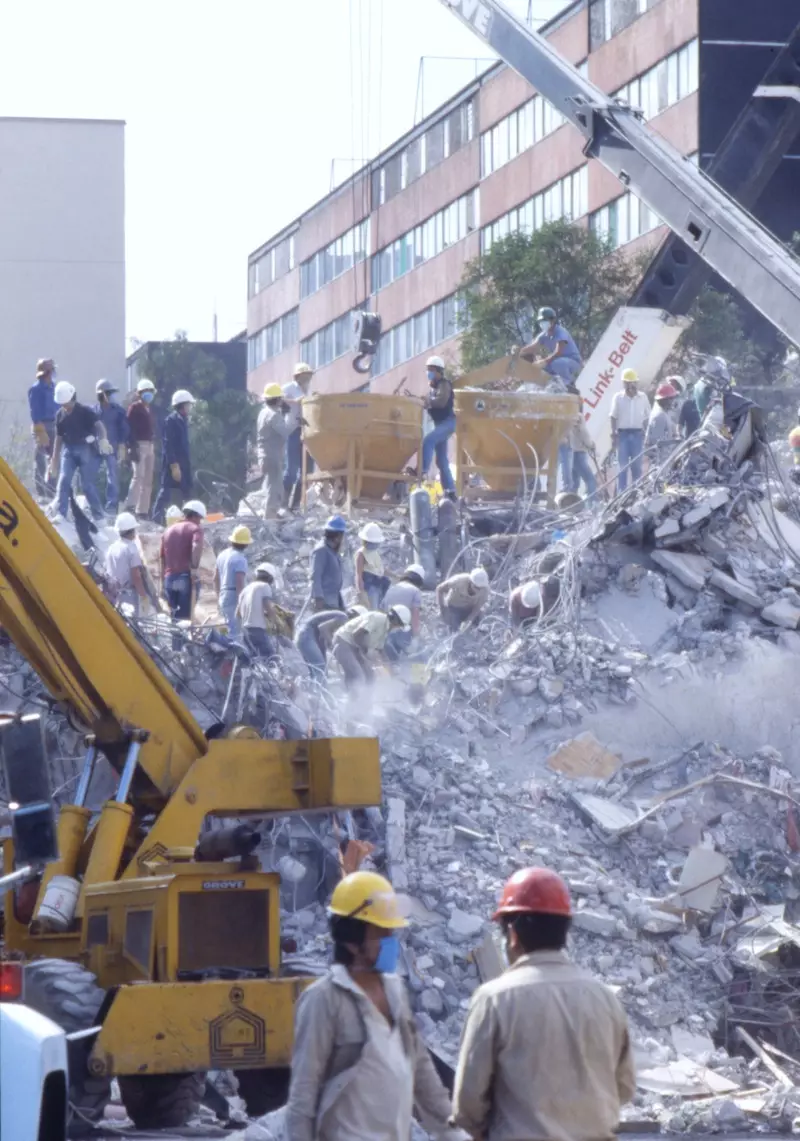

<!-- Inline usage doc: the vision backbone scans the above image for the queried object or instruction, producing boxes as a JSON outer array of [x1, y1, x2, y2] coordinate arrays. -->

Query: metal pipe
[[0, 864, 35, 891], [115, 741, 143, 804], [73, 744, 98, 807]]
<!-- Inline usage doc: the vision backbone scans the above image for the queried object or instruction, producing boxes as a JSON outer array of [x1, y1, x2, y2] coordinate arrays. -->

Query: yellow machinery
[[0, 457, 381, 1130], [301, 392, 423, 510]]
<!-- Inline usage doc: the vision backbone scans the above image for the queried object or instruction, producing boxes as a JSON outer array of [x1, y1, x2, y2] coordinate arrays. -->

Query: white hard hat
[[54, 381, 76, 405], [347, 603, 368, 618], [165, 505, 183, 522], [404, 563, 425, 581], [136, 378, 156, 393], [293, 362, 313, 378], [470, 567, 489, 589], [359, 522, 383, 543], [114, 511, 138, 533], [171, 388, 196, 408], [427, 355, 445, 370], [256, 562, 277, 578], [182, 499, 207, 519], [520, 581, 542, 610], [388, 603, 412, 629], [95, 378, 118, 395]]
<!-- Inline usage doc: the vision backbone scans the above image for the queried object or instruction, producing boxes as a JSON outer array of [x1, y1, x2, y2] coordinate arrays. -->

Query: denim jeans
[[363, 571, 390, 609], [572, 450, 597, 497], [297, 628, 327, 678], [219, 593, 240, 638], [617, 429, 644, 491], [34, 421, 55, 499], [55, 444, 104, 519], [558, 444, 573, 491], [544, 357, 581, 384], [100, 453, 119, 513], [283, 428, 314, 508], [165, 571, 192, 621], [421, 415, 456, 492], [385, 629, 412, 661], [244, 627, 274, 658]]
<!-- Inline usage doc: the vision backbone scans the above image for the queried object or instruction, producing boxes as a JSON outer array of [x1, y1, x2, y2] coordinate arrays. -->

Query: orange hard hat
[[492, 867, 572, 920], [655, 382, 678, 400]]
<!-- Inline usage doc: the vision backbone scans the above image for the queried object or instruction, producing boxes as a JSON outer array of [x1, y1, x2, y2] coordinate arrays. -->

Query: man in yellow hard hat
[[285, 871, 466, 1141], [214, 524, 252, 638], [258, 383, 292, 518], [609, 368, 650, 492], [283, 362, 314, 509]]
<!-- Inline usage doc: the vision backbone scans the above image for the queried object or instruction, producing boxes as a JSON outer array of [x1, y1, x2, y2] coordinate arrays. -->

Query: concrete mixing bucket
[[454, 389, 580, 500], [301, 393, 423, 505]]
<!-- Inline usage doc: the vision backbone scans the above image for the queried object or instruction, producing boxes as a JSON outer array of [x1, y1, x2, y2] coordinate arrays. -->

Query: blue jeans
[[244, 627, 274, 658], [617, 429, 644, 491], [283, 428, 315, 507], [56, 444, 104, 519], [100, 453, 119, 513], [421, 415, 456, 492], [558, 444, 573, 491], [165, 571, 192, 621], [385, 629, 412, 661], [571, 450, 597, 497], [152, 471, 191, 524], [363, 571, 390, 609], [297, 628, 327, 678], [544, 357, 581, 383], [220, 593, 239, 638]]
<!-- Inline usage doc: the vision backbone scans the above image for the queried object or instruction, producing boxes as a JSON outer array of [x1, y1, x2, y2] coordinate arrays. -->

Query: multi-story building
[[246, 0, 799, 402]]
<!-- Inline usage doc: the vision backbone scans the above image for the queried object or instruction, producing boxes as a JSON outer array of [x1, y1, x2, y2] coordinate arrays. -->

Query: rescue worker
[[311, 515, 347, 612], [125, 378, 157, 519], [609, 369, 651, 492], [28, 357, 58, 499], [567, 386, 597, 499], [789, 407, 800, 486], [94, 379, 130, 516], [152, 388, 195, 523], [295, 605, 365, 680], [383, 564, 424, 657], [677, 377, 701, 439], [283, 362, 314, 509], [355, 522, 390, 608], [645, 381, 679, 464], [523, 306, 582, 386], [436, 567, 490, 630], [49, 381, 111, 524], [158, 499, 206, 622], [165, 504, 183, 526], [105, 512, 148, 616], [214, 524, 252, 638], [285, 871, 465, 1141], [237, 562, 279, 657], [509, 576, 561, 627], [451, 867, 635, 1141], [420, 356, 457, 500], [258, 383, 292, 518], [332, 604, 411, 689]]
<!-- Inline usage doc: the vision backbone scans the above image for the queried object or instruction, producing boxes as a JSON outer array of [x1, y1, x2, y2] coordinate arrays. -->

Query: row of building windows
[[300, 310, 355, 372], [589, 190, 661, 248], [372, 189, 479, 292], [372, 98, 475, 208], [589, 0, 661, 50], [481, 166, 588, 253], [248, 308, 299, 371], [300, 219, 370, 300], [614, 39, 698, 120], [248, 234, 296, 299], [373, 293, 468, 377], [480, 62, 588, 179]]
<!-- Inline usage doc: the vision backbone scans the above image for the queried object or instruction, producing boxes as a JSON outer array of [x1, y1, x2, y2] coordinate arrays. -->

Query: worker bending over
[[295, 605, 365, 679], [509, 577, 560, 627], [94, 378, 130, 516], [159, 499, 206, 622], [106, 513, 148, 616], [237, 563, 279, 657], [258, 383, 292, 518], [355, 522, 390, 608], [311, 515, 347, 612], [452, 867, 635, 1141], [610, 369, 650, 492], [285, 871, 465, 1141], [332, 604, 411, 689], [28, 357, 58, 499], [383, 563, 424, 658], [420, 355, 457, 500], [523, 306, 582, 386], [645, 382, 679, 465], [215, 525, 252, 638], [49, 381, 110, 524], [437, 567, 489, 630], [152, 388, 195, 523], [789, 406, 800, 486]]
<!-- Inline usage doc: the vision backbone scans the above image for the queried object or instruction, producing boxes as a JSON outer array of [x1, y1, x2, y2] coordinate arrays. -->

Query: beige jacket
[[452, 949, 635, 1141], [286, 965, 463, 1141]]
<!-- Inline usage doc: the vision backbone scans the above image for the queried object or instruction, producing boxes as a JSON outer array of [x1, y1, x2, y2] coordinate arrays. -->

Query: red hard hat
[[656, 382, 678, 400], [492, 867, 572, 920]]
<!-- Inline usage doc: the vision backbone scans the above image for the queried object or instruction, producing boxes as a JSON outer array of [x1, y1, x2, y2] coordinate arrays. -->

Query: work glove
[[97, 438, 113, 456], [32, 422, 49, 448], [117, 444, 127, 463], [170, 463, 181, 482]]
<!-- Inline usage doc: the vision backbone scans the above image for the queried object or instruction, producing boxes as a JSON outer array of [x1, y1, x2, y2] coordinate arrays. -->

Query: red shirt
[[160, 521, 203, 576], [127, 398, 154, 442]]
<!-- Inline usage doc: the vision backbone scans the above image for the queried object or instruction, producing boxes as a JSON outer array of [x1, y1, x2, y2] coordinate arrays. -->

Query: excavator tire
[[234, 1067, 291, 1117], [119, 1071, 205, 1130], [23, 958, 111, 1138]]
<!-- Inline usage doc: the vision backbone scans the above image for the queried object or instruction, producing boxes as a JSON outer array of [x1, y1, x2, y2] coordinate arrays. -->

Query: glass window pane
[[589, 0, 607, 49], [413, 311, 432, 356], [520, 100, 534, 151], [508, 111, 519, 160], [655, 59, 668, 114], [384, 155, 401, 201], [482, 228, 492, 254], [465, 99, 475, 141], [618, 194, 630, 245], [458, 195, 467, 239], [466, 188, 478, 231], [342, 229, 354, 273], [406, 137, 422, 185], [533, 96, 544, 142], [534, 193, 544, 230], [434, 211, 444, 254], [687, 38, 699, 93], [392, 239, 403, 281], [448, 106, 464, 155], [667, 52, 679, 106], [492, 122, 507, 169], [434, 300, 445, 344], [426, 121, 445, 168], [481, 132, 492, 177]]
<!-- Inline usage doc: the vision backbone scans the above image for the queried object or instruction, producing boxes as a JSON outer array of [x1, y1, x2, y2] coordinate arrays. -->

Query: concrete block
[[778, 630, 800, 653], [681, 502, 713, 528], [703, 487, 730, 511], [651, 550, 712, 591], [762, 598, 800, 630], [447, 909, 484, 941], [572, 909, 619, 938], [708, 568, 763, 609], [654, 518, 680, 540], [643, 494, 674, 518]]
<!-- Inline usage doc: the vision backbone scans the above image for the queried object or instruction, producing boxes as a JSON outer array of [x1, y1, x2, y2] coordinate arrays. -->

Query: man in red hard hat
[[645, 381, 679, 465], [451, 867, 635, 1141]]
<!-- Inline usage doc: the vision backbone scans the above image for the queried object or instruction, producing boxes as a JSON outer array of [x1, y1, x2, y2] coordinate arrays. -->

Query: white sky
[[1, 0, 567, 349]]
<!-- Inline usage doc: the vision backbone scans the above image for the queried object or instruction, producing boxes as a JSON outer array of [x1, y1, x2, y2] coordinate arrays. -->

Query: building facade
[[0, 117, 126, 449], [246, 0, 797, 402]]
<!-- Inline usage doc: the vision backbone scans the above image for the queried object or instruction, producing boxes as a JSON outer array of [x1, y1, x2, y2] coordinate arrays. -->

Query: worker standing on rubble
[[236, 562, 279, 657], [645, 382, 679, 465], [609, 369, 650, 492], [295, 605, 365, 679], [437, 567, 490, 630], [522, 306, 583, 386], [28, 357, 58, 499], [258, 383, 292, 518], [332, 604, 411, 689], [214, 524, 252, 638], [420, 356, 458, 501], [94, 379, 130, 517], [789, 408, 800, 485], [355, 522, 390, 608], [125, 379, 157, 519], [509, 577, 561, 627], [451, 867, 635, 1141], [48, 381, 111, 524], [286, 871, 465, 1141], [566, 385, 597, 499], [152, 389, 195, 523], [383, 564, 424, 657], [283, 362, 314, 509], [159, 499, 206, 622], [678, 377, 701, 439], [106, 512, 148, 616], [311, 515, 347, 612]]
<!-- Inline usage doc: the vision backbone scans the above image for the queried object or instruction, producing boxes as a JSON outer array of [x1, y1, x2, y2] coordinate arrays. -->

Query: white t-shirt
[[237, 581, 273, 629], [282, 380, 304, 431], [610, 390, 650, 431], [105, 537, 143, 591]]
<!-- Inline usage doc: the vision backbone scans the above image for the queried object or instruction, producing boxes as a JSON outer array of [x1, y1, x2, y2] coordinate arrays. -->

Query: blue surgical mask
[[109, 392, 119, 403], [374, 933, 401, 974], [141, 391, 154, 404], [427, 370, 438, 383], [539, 320, 551, 333]]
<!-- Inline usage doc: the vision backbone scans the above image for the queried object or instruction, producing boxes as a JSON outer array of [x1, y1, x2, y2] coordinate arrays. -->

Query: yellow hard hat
[[230, 524, 252, 545], [622, 368, 638, 384], [263, 383, 283, 399], [328, 871, 408, 929]]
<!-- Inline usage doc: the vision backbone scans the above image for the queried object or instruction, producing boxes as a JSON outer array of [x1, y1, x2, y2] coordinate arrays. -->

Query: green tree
[[133, 333, 259, 509], [458, 220, 645, 371]]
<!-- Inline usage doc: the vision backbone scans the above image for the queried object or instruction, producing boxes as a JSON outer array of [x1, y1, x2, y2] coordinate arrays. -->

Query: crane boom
[[439, 0, 800, 346]]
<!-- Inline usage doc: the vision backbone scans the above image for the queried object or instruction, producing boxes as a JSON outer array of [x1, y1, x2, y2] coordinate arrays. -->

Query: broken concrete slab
[[385, 797, 409, 891], [447, 908, 485, 941], [650, 550, 712, 591], [571, 792, 639, 835], [675, 845, 728, 911], [637, 1057, 739, 1097], [572, 908, 619, 937], [761, 597, 800, 629], [708, 568, 763, 609], [546, 732, 621, 780], [654, 517, 680, 540]]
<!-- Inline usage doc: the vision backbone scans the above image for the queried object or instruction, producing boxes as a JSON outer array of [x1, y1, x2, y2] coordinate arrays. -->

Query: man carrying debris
[[159, 499, 206, 622], [152, 388, 195, 523], [105, 512, 148, 616], [94, 379, 130, 517], [421, 355, 457, 501], [311, 515, 347, 612], [283, 362, 314, 509], [610, 369, 650, 492], [237, 562, 279, 657], [49, 381, 110, 524], [332, 604, 411, 689], [295, 604, 365, 679], [286, 871, 466, 1141], [509, 577, 561, 627], [437, 567, 490, 630], [451, 867, 635, 1141], [125, 378, 157, 519], [355, 522, 390, 608], [28, 357, 58, 499], [214, 524, 252, 638], [258, 383, 292, 518], [789, 408, 800, 485], [522, 306, 582, 386], [645, 382, 679, 466]]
